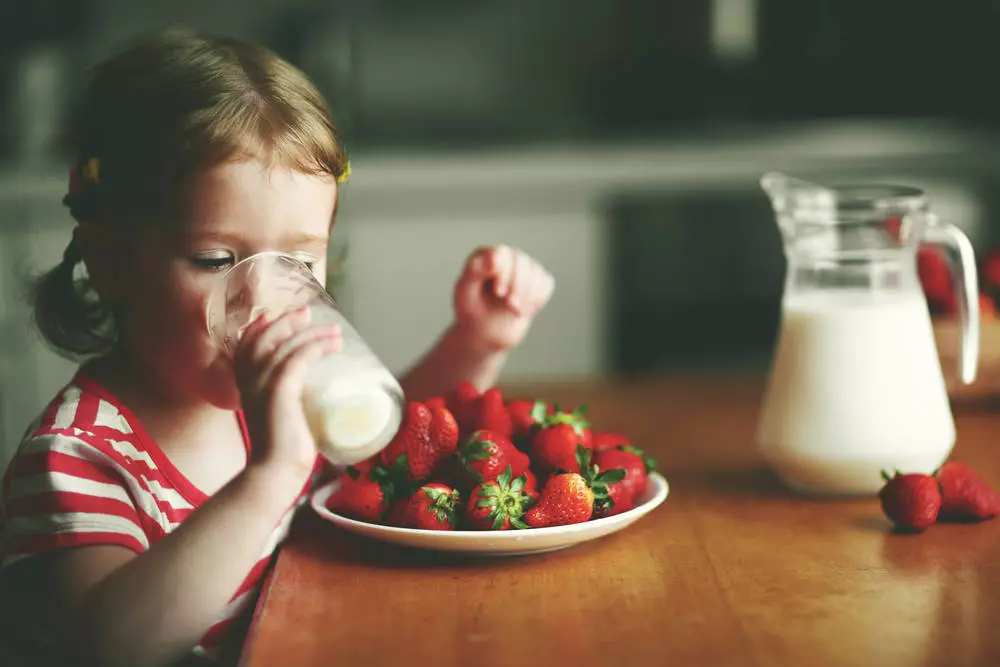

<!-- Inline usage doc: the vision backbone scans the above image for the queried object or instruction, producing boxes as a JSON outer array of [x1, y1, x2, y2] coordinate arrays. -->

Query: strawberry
[[594, 444, 656, 501], [429, 406, 460, 461], [592, 431, 631, 452], [507, 399, 552, 439], [935, 461, 1000, 521], [456, 429, 511, 488], [384, 497, 411, 527], [593, 480, 635, 518], [380, 402, 456, 485], [424, 395, 448, 412], [465, 466, 532, 530], [917, 244, 952, 311], [530, 404, 593, 477], [325, 464, 395, 523], [446, 381, 480, 436], [525, 445, 625, 528], [469, 387, 514, 439], [983, 246, 1000, 292], [878, 470, 941, 532], [400, 482, 460, 530]]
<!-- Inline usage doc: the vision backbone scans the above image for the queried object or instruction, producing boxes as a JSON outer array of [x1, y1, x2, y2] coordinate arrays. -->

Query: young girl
[[0, 27, 554, 667]]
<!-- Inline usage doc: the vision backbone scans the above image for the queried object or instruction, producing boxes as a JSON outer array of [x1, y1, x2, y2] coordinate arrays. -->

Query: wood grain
[[240, 375, 1000, 667]]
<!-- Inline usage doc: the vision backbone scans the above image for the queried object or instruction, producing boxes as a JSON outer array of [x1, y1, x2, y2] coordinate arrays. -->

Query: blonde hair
[[35, 26, 348, 359]]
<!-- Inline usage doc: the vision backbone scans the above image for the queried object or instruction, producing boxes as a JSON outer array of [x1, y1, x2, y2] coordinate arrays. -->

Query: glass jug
[[756, 173, 979, 496]]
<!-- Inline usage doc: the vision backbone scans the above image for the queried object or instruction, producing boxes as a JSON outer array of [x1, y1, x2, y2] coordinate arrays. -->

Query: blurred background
[[2, 0, 1000, 465]]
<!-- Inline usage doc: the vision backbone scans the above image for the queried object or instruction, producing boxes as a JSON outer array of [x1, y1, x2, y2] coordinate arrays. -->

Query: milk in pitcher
[[757, 288, 955, 495]]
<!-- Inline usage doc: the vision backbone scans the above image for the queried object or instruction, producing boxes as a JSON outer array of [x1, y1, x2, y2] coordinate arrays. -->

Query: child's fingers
[[257, 323, 341, 391], [490, 245, 514, 299], [505, 251, 536, 315], [238, 307, 311, 367], [527, 263, 555, 312], [270, 333, 342, 404]]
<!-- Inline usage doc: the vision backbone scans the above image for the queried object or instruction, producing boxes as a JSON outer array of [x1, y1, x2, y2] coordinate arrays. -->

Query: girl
[[0, 26, 554, 667]]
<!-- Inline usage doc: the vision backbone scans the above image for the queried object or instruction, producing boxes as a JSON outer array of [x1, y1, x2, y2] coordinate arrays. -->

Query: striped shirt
[[0, 373, 323, 665]]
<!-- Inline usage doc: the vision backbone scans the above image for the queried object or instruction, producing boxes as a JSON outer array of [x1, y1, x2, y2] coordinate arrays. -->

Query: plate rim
[[310, 471, 669, 539]]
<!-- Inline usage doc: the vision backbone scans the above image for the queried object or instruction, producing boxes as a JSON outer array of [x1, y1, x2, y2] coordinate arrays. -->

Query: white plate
[[310, 472, 669, 556]]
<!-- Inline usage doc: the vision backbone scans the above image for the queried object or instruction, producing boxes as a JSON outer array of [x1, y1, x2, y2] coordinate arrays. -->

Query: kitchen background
[[2, 0, 1000, 466]]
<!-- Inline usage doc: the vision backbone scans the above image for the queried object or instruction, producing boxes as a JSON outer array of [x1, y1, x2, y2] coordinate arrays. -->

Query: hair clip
[[337, 160, 351, 185], [82, 158, 101, 186]]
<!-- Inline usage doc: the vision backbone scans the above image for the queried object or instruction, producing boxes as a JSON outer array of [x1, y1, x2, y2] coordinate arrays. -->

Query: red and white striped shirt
[[0, 373, 322, 664]]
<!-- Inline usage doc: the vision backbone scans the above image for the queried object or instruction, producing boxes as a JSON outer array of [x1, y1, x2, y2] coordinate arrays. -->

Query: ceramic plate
[[310, 472, 669, 556]]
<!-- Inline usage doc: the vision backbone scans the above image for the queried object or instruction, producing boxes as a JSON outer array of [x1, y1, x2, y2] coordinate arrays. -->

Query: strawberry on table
[[935, 461, 1000, 521], [530, 404, 593, 477], [878, 470, 941, 532], [326, 464, 395, 523], [917, 244, 952, 311], [456, 429, 511, 489], [465, 466, 533, 530], [399, 483, 461, 530], [525, 445, 625, 528]]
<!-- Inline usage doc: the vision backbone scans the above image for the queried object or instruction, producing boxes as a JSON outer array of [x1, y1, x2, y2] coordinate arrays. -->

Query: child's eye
[[192, 255, 234, 272]]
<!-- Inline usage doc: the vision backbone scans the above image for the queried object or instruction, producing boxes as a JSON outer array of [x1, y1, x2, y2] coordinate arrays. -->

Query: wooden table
[[239, 375, 1000, 667]]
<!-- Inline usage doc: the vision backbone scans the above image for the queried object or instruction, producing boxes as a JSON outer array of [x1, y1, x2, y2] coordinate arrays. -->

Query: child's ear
[[75, 222, 126, 302]]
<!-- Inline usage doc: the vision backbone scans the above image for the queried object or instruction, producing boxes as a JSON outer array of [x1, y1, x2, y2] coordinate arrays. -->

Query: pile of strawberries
[[325, 382, 657, 531], [879, 461, 1000, 532]]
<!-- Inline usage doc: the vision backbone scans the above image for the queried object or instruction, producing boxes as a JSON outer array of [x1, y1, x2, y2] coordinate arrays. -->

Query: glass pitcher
[[756, 173, 979, 496]]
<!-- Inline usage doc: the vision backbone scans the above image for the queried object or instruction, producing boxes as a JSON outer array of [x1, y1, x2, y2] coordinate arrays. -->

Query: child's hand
[[232, 307, 341, 480], [453, 245, 555, 352]]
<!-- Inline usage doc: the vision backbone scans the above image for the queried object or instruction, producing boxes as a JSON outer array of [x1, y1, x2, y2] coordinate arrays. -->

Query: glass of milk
[[756, 173, 979, 496], [205, 251, 404, 466]]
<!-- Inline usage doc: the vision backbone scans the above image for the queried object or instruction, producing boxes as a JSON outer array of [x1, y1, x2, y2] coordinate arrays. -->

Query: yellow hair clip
[[337, 160, 351, 185], [82, 157, 100, 186]]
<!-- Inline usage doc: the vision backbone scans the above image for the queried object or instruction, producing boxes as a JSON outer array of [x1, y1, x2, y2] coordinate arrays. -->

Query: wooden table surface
[[239, 375, 1000, 667]]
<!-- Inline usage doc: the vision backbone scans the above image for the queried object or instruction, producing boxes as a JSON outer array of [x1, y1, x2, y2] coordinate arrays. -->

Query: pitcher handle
[[924, 214, 980, 384]]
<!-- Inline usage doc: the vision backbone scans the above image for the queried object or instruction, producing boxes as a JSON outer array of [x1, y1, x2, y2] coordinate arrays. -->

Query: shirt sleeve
[[1, 431, 149, 570]]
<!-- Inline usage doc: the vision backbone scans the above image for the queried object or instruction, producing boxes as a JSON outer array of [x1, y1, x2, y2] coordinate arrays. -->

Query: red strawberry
[[530, 405, 592, 477], [524, 445, 625, 528], [593, 481, 635, 518], [521, 469, 539, 496], [935, 461, 1000, 521], [446, 381, 480, 436], [983, 246, 1000, 291], [384, 497, 411, 527], [469, 387, 514, 439], [380, 402, 455, 484], [424, 395, 448, 412], [507, 399, 551, 439], [592, 431, 631, 453], [496, 436, 531, 479], [429, 406, 460, 460], [917, 244, 952, 310], [594, 444, 656, 501], [465, 466, 532, 530], [399, 483, 460, 530], [325, 465, 394, 523], [456, 429, 511, 488], [878, 470, 942, 532]]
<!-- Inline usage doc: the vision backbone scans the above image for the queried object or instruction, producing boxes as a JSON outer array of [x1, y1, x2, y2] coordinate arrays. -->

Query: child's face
[[118, 159, 338, 409]]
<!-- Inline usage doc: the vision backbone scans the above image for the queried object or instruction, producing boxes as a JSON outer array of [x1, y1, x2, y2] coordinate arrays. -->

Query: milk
[[299, 312, 404, 466], [757, 289, 955, 495]]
